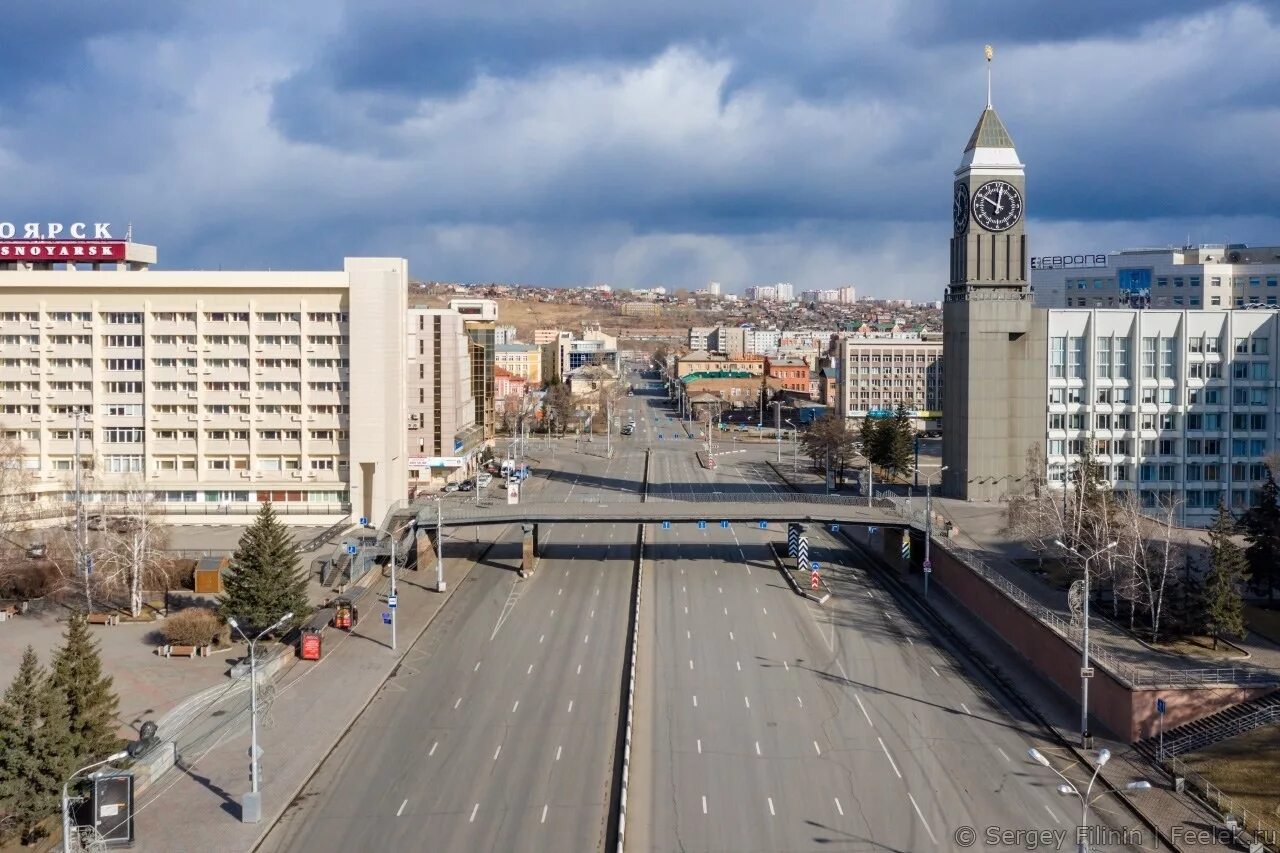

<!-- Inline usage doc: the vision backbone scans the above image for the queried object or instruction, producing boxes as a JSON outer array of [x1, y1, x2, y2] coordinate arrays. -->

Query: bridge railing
[[876, 494, 1280, 690]]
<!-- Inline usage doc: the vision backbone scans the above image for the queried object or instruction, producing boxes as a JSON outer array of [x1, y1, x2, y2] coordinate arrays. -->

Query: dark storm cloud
[[0, 1, 1276, 299]]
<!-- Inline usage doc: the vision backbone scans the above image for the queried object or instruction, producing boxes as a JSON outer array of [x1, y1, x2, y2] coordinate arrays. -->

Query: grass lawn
[[1182, 724, 1280, 831]]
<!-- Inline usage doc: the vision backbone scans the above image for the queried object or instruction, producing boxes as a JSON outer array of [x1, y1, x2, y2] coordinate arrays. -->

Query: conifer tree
[[1238, 468, 1280, 602], [219, 503, 310, 636], [50, 613, 122, 764], [883, 403, 915, 478], [1205, 504, 1250, 649], [0, 647, 75, 845]]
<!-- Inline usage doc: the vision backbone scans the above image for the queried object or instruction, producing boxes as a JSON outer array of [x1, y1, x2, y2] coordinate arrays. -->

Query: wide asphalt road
[[631, 517, 1154, 852], [259, 520, 634, 853]]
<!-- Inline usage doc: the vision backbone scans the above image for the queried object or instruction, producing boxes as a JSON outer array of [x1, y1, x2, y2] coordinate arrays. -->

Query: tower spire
[[984, 44, 993, 108]]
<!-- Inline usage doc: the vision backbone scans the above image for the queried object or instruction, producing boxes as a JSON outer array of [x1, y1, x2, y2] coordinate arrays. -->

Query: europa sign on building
[[0, 221, 133, 263]]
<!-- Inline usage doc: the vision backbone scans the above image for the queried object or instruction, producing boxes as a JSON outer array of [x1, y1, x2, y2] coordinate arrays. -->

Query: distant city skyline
[[2, 2, 1278, 300]]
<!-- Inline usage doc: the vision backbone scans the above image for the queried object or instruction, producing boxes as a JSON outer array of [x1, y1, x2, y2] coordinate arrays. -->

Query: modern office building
[[448, 299, 497, 441], [1032, 245, 1280, 311], [0, 237, 407, 523], [555, 327, 619, 378], [406, 307, 481, 492], [494, 324, 519, 345], [836, 335, 943, 431]]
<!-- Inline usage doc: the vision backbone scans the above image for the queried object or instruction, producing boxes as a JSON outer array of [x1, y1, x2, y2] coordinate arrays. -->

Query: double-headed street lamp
[[912, 465, 947, 599], [63, 750, 130, 853], [1027, 747, 1150, 853], [1054, 538, 1118, 746], [227, 610, 294, 823]]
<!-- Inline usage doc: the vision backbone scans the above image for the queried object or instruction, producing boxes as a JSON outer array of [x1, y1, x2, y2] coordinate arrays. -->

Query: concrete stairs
[[1136, 690, 1280, 759]]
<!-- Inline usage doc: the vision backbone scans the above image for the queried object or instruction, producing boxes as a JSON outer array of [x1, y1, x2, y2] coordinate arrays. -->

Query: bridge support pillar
[[414, 526, 436, 572], [881, 527, 907, 574], [522, 523, 537, 575]]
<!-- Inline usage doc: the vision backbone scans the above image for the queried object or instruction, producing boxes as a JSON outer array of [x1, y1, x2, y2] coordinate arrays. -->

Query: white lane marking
[[697, 738, 702, 754], [512, 701, 519, 713], [687, 630, 691, 639], [454, 697, 462, 710], [684, 606, 688, 614], [762, 607, 768, 615], [564, 569, 569, 576], [718, 586, 723, 594], [960, 702, 971, 715], [469, 803, 479, 823], [755, 741, 761, 755], [567, 700, 573, 713], [493, 744, 502, 761], [714, 569, 718, 575], [866, 591, 872, 598], [557, 588, 562, 596], [767, 796, 775, 816], [397, 798, 408, 816], [541, 804, 549, 824], [474, 661, 481, 672], [555, 745, 562, 761], [996, 746, 1011, 762], [744, 696, 751, 709], [527, 664, 534, 675], [595, 588, 600, 595], [724, 607, 729, 616], [813, 740, 821, 755], [771, 631, 777, 639], [429, 741, 438, 757], [702, 795, 708, 815], [590, 609, 595, 619], [729, 631, 734, 641], [783, 660, 790, 671], [693, 695, 698, 707], [1044, 804, 1062, 824], [755, 587, 760, 594], [682, 585, 686, 593], [746, 566, 752, 575], [834, 797, 844, 816], [576, 664, 582, 675], [797, 696, 804, 708], [539, 634, 545, 644], [930, 666, 941, 678], [549, 609, 555, 618], [877, 737, 902, 778], [736, 660, 741, 671], [884, 611, 892, 620], [908, 793, 937, 844], [584, 634, 590, 644], [689, 659, 694, 670], [907, 638, 914, 646]]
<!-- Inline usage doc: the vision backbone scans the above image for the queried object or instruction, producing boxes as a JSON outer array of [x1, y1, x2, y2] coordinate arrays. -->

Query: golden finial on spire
[[984, 44, 994, 107]]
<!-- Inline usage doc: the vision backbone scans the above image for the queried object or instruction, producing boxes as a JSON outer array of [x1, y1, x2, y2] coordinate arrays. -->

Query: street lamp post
[[63, 750, 130, 853], [387, 518, 416, 651], [436, 497, 446, 593], [783, 419, 797, 473], [227, 610, 294, 823], [1054, 538, 1118, 746], [920, 465, 948, 599], [1028, 747, 1150, 853], [769, 400, 783, 462]]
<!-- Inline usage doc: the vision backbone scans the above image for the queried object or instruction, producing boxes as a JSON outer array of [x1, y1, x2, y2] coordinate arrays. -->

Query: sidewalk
[[130, 524, 515, 853], [772, 463, 1240, 852]]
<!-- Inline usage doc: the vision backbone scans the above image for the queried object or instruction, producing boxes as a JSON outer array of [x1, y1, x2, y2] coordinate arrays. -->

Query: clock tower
[[941, 50, 1047, 501]]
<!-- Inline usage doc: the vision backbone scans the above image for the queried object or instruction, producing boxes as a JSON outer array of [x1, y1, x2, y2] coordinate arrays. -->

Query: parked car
[[458, 479, 474, 491], [443, 482, 460, 493]]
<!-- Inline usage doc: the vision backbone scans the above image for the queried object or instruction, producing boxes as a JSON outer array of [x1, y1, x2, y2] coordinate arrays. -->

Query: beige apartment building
[[495, 343, 542, 386], [836, 335, 943, 431], [0, 241, 407, 524], [406, 307, 482, 493]]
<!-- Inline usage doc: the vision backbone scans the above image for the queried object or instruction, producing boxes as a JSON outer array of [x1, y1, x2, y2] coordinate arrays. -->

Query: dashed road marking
[[767, 796, 775, 816], [930, 666, 941, 678], [1044, 804, 1061, 824], [474, 661, 481, 672], [429, 741, 438, 756], [908, 793, 937, 844], [878, 737, 901, 778], [834, 797, 844, 816], [541, 804, 549, 824], [454, 697, 462, 710], [555, 745, 562, 761], [996, 747, 1011, 762], [701, 795, 707, 815], [469, 803, 479, 823], [813, 740, 821, 755], [493, 745, 502, 761], [755, 741, 761, 755], [567, 700, 573, 713], [397, 798, 407, 817], [960, 702, 971, 715], [512, 701, 519, 713]]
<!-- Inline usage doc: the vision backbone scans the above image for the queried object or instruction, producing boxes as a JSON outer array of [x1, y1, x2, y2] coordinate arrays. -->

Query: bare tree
[[498, 392, 522, 434], [97, 485, 172, 618]]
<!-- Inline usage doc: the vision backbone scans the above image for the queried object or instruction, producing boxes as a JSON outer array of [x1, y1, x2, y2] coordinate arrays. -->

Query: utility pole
[[1055, 538, 1117, 747], [606, 397, 612, 458], [922, 465, 948, 599], [770, 400, 783, 462]]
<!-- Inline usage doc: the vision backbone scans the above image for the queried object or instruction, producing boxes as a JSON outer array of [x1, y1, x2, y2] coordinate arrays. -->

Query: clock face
[[971, 180, 1023, 232], [953, 183, 970, 235]]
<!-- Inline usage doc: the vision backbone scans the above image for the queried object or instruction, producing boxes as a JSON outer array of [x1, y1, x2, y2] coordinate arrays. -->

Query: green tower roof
[[963, 107, 1015, 152]]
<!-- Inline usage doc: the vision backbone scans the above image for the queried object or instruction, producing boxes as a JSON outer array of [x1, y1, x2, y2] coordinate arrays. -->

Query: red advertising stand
[[299, 629, 322, 661]]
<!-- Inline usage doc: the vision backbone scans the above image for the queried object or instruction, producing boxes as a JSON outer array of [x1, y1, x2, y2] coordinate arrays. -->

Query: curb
[[249, 532, 502, 852], [767, 540, 830, 605], [833, 527, 1184, 853], [614, 523, 644, 853]]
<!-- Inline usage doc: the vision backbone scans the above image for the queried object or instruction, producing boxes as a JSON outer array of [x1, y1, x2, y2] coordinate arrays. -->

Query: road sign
[[382, 612, 391, 625], [662, 520, 671, 529], [697, 520, 706, 529], [345, 544, 358, 555], [922, 559, 932, 574], [1081, 667, 1095, 679], [830, 524, 840, 533], [387, 596, 397, 608], [359, 516, 368, 527], [868, 526, 879, 534], [1156, 698, 1166, 715], [720, 520, 729, 529], [901, 538, 911, 561], [759, 520, 768, 529], [811, 562, 820, 572], [811, 571, 820, 591], [796, 537, 809, 570], [507, 482, 520, 505]]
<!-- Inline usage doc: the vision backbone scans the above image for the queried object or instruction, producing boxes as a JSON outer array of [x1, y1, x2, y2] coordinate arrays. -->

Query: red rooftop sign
[[0, 241, 127, 261]]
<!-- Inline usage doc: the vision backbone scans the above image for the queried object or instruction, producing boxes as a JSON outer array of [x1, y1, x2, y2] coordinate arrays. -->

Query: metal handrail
[[1162, 705, 1280, 756], [1164, 750, 1280, 850]]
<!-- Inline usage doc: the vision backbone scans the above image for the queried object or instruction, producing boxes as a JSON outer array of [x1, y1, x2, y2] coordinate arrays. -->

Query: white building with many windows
[[1044, 307, 1276, 524], [835, 334, 943, 431], [0, 242, 407, 524]]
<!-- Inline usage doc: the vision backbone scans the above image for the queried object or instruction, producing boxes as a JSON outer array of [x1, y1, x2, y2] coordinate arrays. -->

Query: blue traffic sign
[[382, 612, 391, 624], [697, 520, 706, 529], [345, 544, 358, 555], [868, 526, 879, 535], [758, 520, 768, 529], [662, 520, 671, 529], [359, 516, 368, 527], [1156, 698, 1166, 715], [387, 596, 398, 608], [811, 562, 820, 572], [720, 520, 729, 529], [830, 523, 840, 533]]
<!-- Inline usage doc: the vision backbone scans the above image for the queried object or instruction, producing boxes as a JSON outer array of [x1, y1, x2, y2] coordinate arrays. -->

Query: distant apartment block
[[407, 307, 481, 492]]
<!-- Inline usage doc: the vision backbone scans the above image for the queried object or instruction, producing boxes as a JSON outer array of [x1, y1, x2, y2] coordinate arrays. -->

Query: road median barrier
[[613, 523, 644, 852], [767, 540, 830, 605]]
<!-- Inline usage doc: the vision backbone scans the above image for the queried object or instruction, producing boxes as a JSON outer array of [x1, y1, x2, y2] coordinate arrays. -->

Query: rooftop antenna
[[125, 222, 133, 242], [984, 44, 994, 108]]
